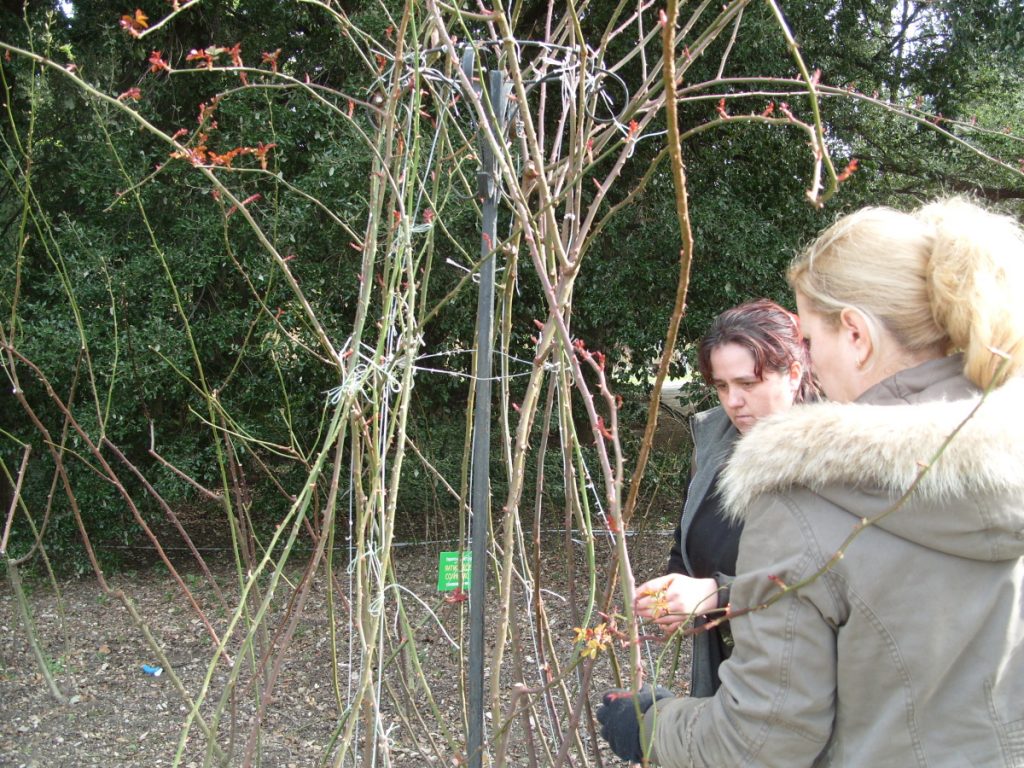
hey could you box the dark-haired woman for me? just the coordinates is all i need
[635,298,815,697]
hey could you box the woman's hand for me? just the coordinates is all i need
[634,573,720,635]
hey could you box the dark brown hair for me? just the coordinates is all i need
[697,298,817,403]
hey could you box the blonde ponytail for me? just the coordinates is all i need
[788,197,1024,390]
[918,198,1024,388]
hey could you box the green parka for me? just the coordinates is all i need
[646,355,1024,767]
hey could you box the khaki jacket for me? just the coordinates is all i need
[646,355,1024,767]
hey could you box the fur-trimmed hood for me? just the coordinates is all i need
[720,359,1024,562]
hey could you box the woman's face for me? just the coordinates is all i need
[708,342,802,433]
[795,292,859,403]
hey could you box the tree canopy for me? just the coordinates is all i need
[2,0,1022,560]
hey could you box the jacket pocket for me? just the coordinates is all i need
[987,677,1024,765]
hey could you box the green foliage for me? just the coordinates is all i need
[2,0,1023,576]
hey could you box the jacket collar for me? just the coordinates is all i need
[719,358,1024,561]
[856,354,977,405]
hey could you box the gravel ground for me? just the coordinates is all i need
[1,528,685,767]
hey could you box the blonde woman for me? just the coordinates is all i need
[598,197,1024,766]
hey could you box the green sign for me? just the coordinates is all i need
[437,551,472,592]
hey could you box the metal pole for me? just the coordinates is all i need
[468,68,507,768]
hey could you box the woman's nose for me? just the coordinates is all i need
[726,387,744,407]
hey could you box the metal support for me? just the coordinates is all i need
[468,67,508,768]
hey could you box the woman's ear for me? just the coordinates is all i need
[787,360,804,394]
[839,307,874,366]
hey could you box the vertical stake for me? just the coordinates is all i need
[468,67,508,768]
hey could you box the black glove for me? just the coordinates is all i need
[596,685,673,762]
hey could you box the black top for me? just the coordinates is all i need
[667,470,742,580]
[666,468,742,695]
[685,471,742,578]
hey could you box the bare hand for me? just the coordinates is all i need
[634,573,720,635]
